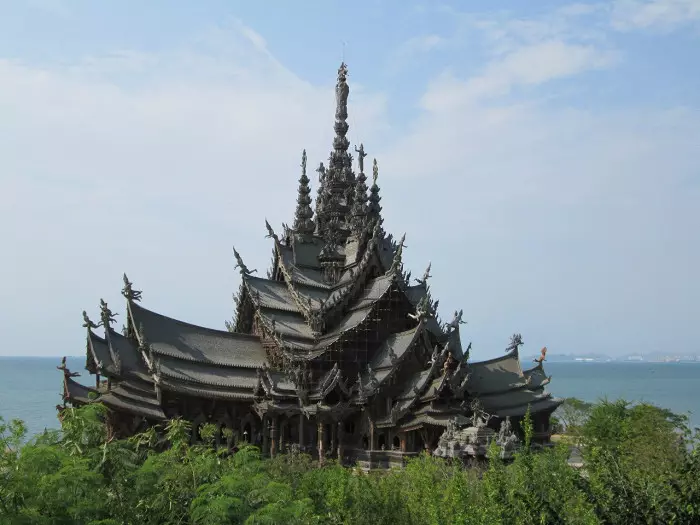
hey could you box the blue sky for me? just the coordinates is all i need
[0,0,698,359]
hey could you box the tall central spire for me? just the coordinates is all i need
[315,63,356,241]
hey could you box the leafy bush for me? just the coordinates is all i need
[0,400,698,525]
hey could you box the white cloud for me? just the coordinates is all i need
[421,41,618,111]
[611,0,700,31]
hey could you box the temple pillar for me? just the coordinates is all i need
[95,373,100,389]
[336,421,344,464]
[330,422,337,458]
[299,415,305,451]
[262,415,269,456]
[369,420,376,451]
[400,432,407,452]
[317,421,325,464]
[270,417,277,458]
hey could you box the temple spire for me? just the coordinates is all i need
[367,158,382,225]
[351,143,369,235]
[315,63,355,241]
[293,150,315,235]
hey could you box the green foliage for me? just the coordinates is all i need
[1,402,698,524]
[556,397,594,437]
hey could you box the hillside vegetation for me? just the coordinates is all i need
[1,400,698,524]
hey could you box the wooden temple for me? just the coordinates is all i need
[59,63,562,468]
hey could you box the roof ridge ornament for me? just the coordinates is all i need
[232,246,257,276]
[387,233,406,275]
[264,219,280,243]
[121,273,142,302]
[414,262,432,286]
[82,310,98,330]
[444,309,465,334]
[506,333,524,355]
[98,299,117,328]
[533,346,547,364]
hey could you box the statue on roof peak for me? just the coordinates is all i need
[354,143,367,173]
[444,309,465,333]
[98,299,117,327]
[121,273,142,302]
[264,219,279,243]
[506,333,524,354]
[534,346,547,363]
[316,162,326,182]
[335,62,350,122]
[82,310,98,330]
[232,246,257,276]
[415,261,432,285]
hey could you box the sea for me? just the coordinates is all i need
[1,357,699,440]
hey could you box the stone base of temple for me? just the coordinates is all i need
[349,449,421,471]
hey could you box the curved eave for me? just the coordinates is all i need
[489,397,564,418]
[99,392,166,421]
[522,362,551,389]
[159,377,258,401]
[155,355,261,390]
[63,376,97,405]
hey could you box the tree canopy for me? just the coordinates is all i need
[1,400,698,524]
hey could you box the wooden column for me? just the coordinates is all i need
[330,422,337,458]
[298,415,305,451]
[317,421,325,464]
[270,417,277,458]
[369,420,376,451]
[336,421,344,464]
[262,415,269,456]
[400,432,407,452]
[95,373,100,389]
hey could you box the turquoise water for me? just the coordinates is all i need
[1,357,698,439]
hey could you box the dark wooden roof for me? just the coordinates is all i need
[129,301,266,369]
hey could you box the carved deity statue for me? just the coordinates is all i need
[121,273,142,302]
[316,162,326,182]
[354,143,367,173]
[232,246,257,276]
[264,219,279,243]
[445,309,465,332]
[99,299,117,327]
[534,346,548,363]
[301,149,307,176]
[442,352,457,375]
[335,62,349,120]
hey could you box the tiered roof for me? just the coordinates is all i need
[61,63,563,435]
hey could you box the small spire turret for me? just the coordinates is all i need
[351,143,369,235]
[293,150,315,235]
[367,158,382,225]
